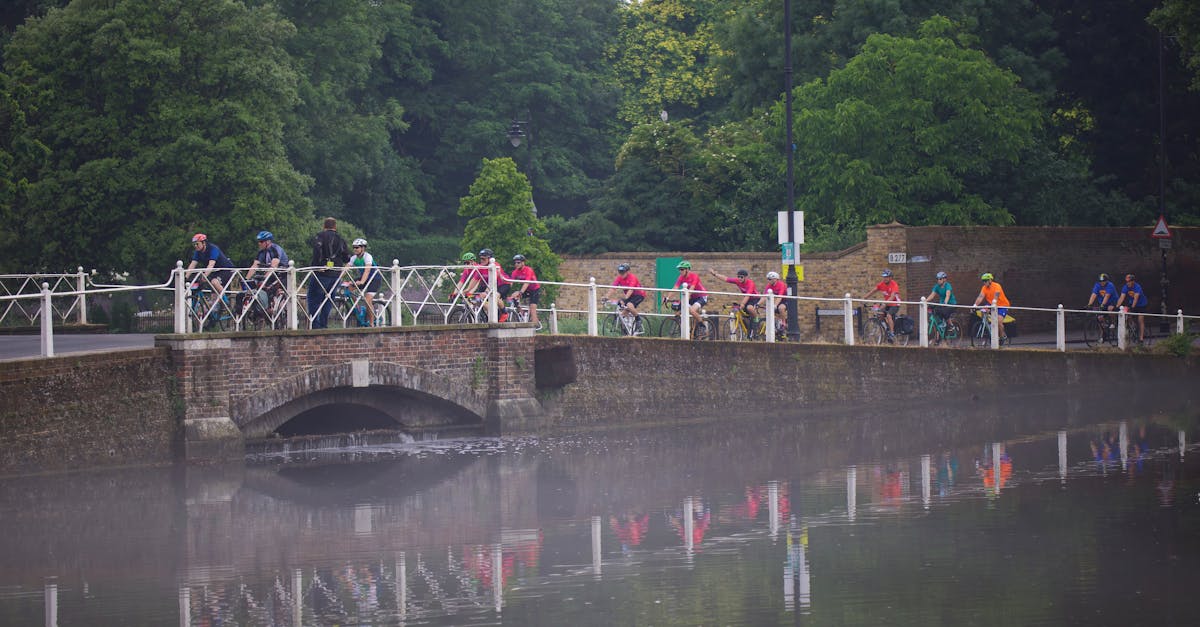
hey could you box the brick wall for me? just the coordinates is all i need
[0,348,177,475]
[555,225,1200,336]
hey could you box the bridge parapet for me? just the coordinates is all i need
[157,324,542,462]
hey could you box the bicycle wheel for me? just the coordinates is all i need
[633,315,646,336]
[942,319,962,347]
[969,319,988,347]
[754,319,767,341]
[728,317,745,341]
[660,317,681,339]
[866,320,886,345]
[695,318,713,341]
[600,312,620,336]
[1083,315,1101,348]
[270,293,288,329]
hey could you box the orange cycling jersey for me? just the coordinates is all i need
[979,282,1010,308]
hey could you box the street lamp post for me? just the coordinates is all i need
[783,0,800,341]
[507,117,537,216]
[1157,30,1169,332]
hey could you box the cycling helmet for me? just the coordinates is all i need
[981,272,994,281]
[676,260,692,270]
[191,233,207,243]
[352,238,368,247]
[512,254,526,262]
[256,231,273,241]
[881,269,893,278]
[936,271,947,280]
[766,271,780,280]
[1099,273,1109,282]
[616,263,630,273]
[736,269,749,278]
[478,248,493,257]
[461,252,476,261]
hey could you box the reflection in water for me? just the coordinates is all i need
[2,414,1200,626]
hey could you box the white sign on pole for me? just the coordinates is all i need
[777,211,805,245]
[781,242,796,264]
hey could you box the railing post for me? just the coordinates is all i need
[487,264,498,323]
[76,266,88,325]
[766,292,776,343]
[391,260,403,327]
[41,282,54,357]
[681,284,691,339]
[173,261,187,333]
[843,293,854,345]
[1056,304,1066,352]
[990,296,1000,350]
[286,260,298,330]
[918,297,929,348]
[550,303,559,335]
[1178,309,1185,335]
[587,277,598,336]
[1117,306,1127,350]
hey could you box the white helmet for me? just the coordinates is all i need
[352,238,367,248]
[766,271,780,280]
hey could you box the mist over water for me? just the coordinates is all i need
[1,402,1198,626]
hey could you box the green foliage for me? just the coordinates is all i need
[544,211,621,255]
[459,157,562,298]
[1151,1,1200,91]
[1154,332,1197,359]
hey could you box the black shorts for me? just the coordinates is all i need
[621,294,645,308]
[200,270,232,289]
[744,296,761,308]
[689,295,708,307]
[932,305,954,320]
[359,274,382,294]
[883,305,899,317]
[1127,304,1147,314]
[519,287,541,305]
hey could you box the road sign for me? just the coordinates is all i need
[777,211,805,245]
[1151,215,1172,239]
[781,242,796,264]
[1159,238,1172,250]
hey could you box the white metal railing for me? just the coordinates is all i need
[5,264,1199,358]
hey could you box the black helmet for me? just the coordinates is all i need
[512,254,526,261]
[478,248,493,257]
[616,264,630,272]
[736,269,749,278]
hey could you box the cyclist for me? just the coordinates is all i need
[762,271,788,330]
[508,254,540,326]
[1115,273,1148,343]
[671,260,708,319]
[925,271,956,340]
[454,252,483,298]
[469,249,511,322]
[186,233,235,296]
[604,263,646,329]
[972,272,1010,343]
[709,267,761,335]
[246,230,288,292]
[345,238,382,326]
[865,269,901,342]
[1087,273,1118,312]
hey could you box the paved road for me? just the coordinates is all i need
[0,334,156,361]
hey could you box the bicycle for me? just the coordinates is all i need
[725,303,765,341]
[927,308,962,347]
[1082,307,1117,348]
[658,301,714,340]
[238,278,288,330]
[188,280,233,332]
[505,297,543,331]
[601,300,646,336]
[333,281,386,327]
[448,292,489,324]
[969,308,1012,347]
[866,304,908,346]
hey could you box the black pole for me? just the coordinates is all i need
[1158,30,1169,332]
[784,0,800,342]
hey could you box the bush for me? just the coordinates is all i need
[1153,333,1196,358]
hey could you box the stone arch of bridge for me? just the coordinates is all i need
[233,361,487,438]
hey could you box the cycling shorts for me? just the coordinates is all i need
[200,270,232,290]
[1127,304,1147,314]
[995,307,1008,318]
[931,305,954,320]
[519,287,541,305]
[359,274,382,294]
[744,296,762,308]
[621,294,645,308]
[688,295,708,307]
[883,305,899,317]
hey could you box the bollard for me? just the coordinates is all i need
[843,293,854,345]
[766,292,776,343]
[76,266,88,325]
[550,303,559,334]
[287,261,299,330]
[587,278,598,336]
[40,282,54,357]
[1117,306,1127,350]
[990,296,999,349]
[919,297,929,347]
[1056,304,1066,352]
[391,260,403,327]
[487,264,498,323]
[174,261,187,333]
[1178,309,1185,335]
[681,284,691,339]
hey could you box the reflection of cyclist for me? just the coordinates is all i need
[666,502,712,547]
[609,510,650,553]
[1115,273,1147,342]
[865,269,901,341]
[671,260,708,318]
[709,268,760,326]
[604,264,646,324]
[972,272,1010,342]
[1087,273,1118,312]
[345,238,382,326]
[508,254,540,326]
[186,233,235,295]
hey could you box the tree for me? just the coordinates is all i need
[2,0,312,276]
[459,157,561,294]
[780,16,1042,238]
[1151,0,1200,91]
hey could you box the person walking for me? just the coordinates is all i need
[307,217,349,329]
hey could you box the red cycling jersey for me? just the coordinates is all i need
[509,265,539,291]
[613,272,646,298]
[763,279,787,296]
[725,277,758,295]
[674,271,707,296]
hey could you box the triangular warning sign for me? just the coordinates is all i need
[1152,215,1172,239]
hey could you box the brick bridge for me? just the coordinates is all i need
[157,324,544,460]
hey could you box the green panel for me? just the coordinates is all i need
[655,257,683,312]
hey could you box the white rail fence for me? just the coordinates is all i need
[3,264,1198,358]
